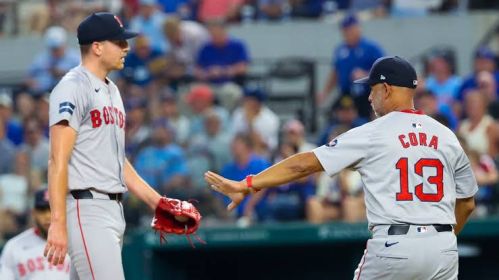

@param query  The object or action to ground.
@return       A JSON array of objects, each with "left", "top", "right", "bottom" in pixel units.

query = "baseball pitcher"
[{"left": 44, "top": 12, "right": 201, "bottom": 280}]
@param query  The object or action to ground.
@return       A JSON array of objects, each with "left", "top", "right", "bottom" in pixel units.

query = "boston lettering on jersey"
[
  {"left": 17, "top": 257, "right": 70, "bottom": 277},
  {"left": 90, "top": 106, "right": 125, "bottom": 129},
  {"left": 398, "top": 132, "right": 439, "bottom": 150}
]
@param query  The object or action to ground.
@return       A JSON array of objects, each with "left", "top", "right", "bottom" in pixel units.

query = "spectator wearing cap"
[
  {"left": 129, "top": 0, "right": 169, "bottom": 52},
  {"left": 120, "top": 35, "right": 164, "bottom": 87},
  {"left": 458, "top": 46, "right": 499, "bottom": 101},
  {"left": 0, "top": 94, "right": 24, "bottom": 146},
  {"left": 163, "top": 16, "right": 210, "bottom": 76},
  {"left": 230, "top": 87, "right": 280, "bottom": 156},
  {"left": 195, "top": 20, "right": 250, "bottom": 86},
  {"left": 25, "top": 26, "right": 80, "bottom": 96},
  {"left": 319, "top": 15, "right": 384, "bottom": 118},
  {"left": 0, "top": 188, "right": 72, "bottom": 278},
  {"left": 316, "top": 95, "right": 367, "bottom": 146},
  {"left": 185, "top": 83, "right": 229, "bottom": 138},
  {"left": 158, "top": 91, "right": 190, "bottom": 146},
  {"left": 282, "top": 119, "right": 316, "bottom": 153},
  {"left": 197, "top": 0, "right": 245, "bottom": 23},
  {"left": 134, "top": 118, "right": 189, "bottom": 195},
  {"left": 425, "top": 53, "right": 461, "bottom": 112}
]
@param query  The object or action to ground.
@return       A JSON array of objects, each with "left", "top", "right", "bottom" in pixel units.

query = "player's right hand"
[
  {"left": 204, "top": 171, "right": 247, "bottom": 211},
  {"left": 44, "top": 221, "right": 67, "bottom": 266}
]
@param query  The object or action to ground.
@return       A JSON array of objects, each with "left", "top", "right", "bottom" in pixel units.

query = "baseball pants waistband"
[
  {"left": 70, "top": 189, "right": 123, "bottom": 202},
  {"left": 371, "top": 224, "right": 453, "bottom": 237}
]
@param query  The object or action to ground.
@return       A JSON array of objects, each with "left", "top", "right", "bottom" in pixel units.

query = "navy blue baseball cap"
[
  {"left": 77, "top": 12, "right": 138, "bottom": 45},
  {"left": 474, "top": 46, "right": 496, "bottom": 60},
  {"left": 243, "top": 87, "right": 267, "bottom": 102},
  {"left": 34, "top": 188, "right": 50, "bottom": 209},
  {"left": 354, "top": 56, "right": 418, "bottom": 89},
  {"left": 340, "top": 14, "right": 359, "bottom": 29}
]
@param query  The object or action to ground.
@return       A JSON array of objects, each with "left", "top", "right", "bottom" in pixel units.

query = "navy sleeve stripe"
[
  {"left": 59, "top": 108, "right": 74, "bottom": 115},
  {"left": 59, "top": 102, "right": 76, "bottom": 110}
]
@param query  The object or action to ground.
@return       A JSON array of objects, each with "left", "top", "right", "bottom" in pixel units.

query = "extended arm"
[
  {"left": 124, "top": 159, "right": 161, "bottom": 211},
  {"left": 205, "top": 152, "right": 324, "bottom": 210}
]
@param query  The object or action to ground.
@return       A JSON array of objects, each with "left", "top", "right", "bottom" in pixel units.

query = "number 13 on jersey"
[{"left": 395, "top": 158, "right": 444, "bottom": 202}]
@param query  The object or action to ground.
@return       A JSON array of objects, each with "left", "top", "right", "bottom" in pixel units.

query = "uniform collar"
[
  {"left": 399, "top": 109, "right": 424, "bottom": 115},
  {"left": 79, "top": 65, "right": 110, "bottom": 88}
]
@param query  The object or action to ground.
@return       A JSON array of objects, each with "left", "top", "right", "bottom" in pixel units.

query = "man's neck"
[{"left": 82, "top": 60, "right": 108, "bottom": 82}]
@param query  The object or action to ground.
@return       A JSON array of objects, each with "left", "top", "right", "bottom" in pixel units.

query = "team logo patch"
[
  {"left": 326, "top": 139, "right": 338, "bottom": 147},
  {"left": 114, "top": 15, "right": 124, "bottom": 28},
  {"left": 59, "top": 102, "right": 75, "bottom": 115}
]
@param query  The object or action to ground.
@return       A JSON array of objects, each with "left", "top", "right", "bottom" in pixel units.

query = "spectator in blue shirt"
[
  {"left": 0, "top": 94, "right": 23, "bottom": 146},
  {"left": 195, "top": 20, "right": 250, "bottom": 86},
  {"left": 157, "top": 0, "right": 193, "bottom": 19},
  {"left": 129, "top": 0, "right": 169, "bottom": 52},
  {"left": 219, "top": 133, "right": 271, "bottom": 218},
  {"left": 425, "top": 53, "right": 461, "bottom": 122},
  {"left": 134, "top": 119, "right": 189, "bottom": 195},
  {"left": 319, "top": 15, "right": 384, "bottom": 117},
  {"left": 120, "top": 35, "right": 164, "bottom": 87},
  {"left": 251, "top": 142, "right": 317, "bottom": 222},
  {"left": 458, "top": 46, "right": 499, "bottom": 101},
  {"left": 25, "top": 26, "right": 80, "bottom": 96}
]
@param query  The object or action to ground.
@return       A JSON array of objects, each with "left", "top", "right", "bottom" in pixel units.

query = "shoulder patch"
[{"left": 59, "top": 102, "right": 75, "bottom": 115}]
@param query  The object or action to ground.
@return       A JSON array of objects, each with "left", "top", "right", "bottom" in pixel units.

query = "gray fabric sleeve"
[
  {"left": 454, "top": 149, "right": 479, "bottom": 199},
  {"left": 312, "top": 125, "right": 370, "bottom": 177},
  {"left": 49, "top": 80, "right": 86, "bottom": 131}
]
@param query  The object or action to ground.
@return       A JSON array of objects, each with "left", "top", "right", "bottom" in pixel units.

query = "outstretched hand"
[{"left": 204, "top": 171, "right": 248, "bottom": 211}]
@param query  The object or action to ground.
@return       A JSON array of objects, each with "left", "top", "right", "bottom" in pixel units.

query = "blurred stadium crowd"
[{"left": 0, "top": 0, "right": 498, "bottom": 244}]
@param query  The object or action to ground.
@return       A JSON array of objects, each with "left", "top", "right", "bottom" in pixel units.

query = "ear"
[
  {"left": 92, "top": 42, "right": 103, "bottom": 56},
  {"left": 383, "top": 83, "right": 392, "bottom": 99}
]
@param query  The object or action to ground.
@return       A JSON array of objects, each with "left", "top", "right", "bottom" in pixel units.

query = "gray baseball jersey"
[
  {"left": 313, "top": 110, "right": 478, "bottom": 228},
  {"left": 49, "top": 65, "right": 126, "bottom": 193},
  {"left": 0, "top": 228, "right": 71, "bottom": 280}
]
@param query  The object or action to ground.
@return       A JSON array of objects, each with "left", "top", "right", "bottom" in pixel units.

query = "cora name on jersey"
[
  {"left": 398, "top": 132, "right": 439, "bottom": 150},
  {"left": 90, "top": 106, "right": 125, "bottom": 129},
  {"left": 17, "top": 257, "right": 70, "bottom": 277}
]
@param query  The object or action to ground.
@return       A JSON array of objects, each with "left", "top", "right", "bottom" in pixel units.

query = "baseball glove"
[{"left": 151, "top": 197, "right": 204, "bottom": 246}]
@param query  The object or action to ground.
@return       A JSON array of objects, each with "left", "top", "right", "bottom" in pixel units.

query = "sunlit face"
[
  {"left": 368, "top": 83, "right": 387, "bottom": 117},
  {"left": 33, "top": 208, "right": 51, "bottom": 239},
  {"left": 98, "top": 40, "right": 129, "bottom": 71}
]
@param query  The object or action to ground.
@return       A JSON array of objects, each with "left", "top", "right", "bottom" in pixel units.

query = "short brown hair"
[{"left": 79, "top": 44, "right": 92, "bottom": 56}]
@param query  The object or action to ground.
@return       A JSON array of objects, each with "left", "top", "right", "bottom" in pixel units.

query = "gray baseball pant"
[
  {"left": 353, "top": 225, "right": 458, "bottom": 280},
  {"left": 66, "top": 191, "right": 126, "bottom": 280}
]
